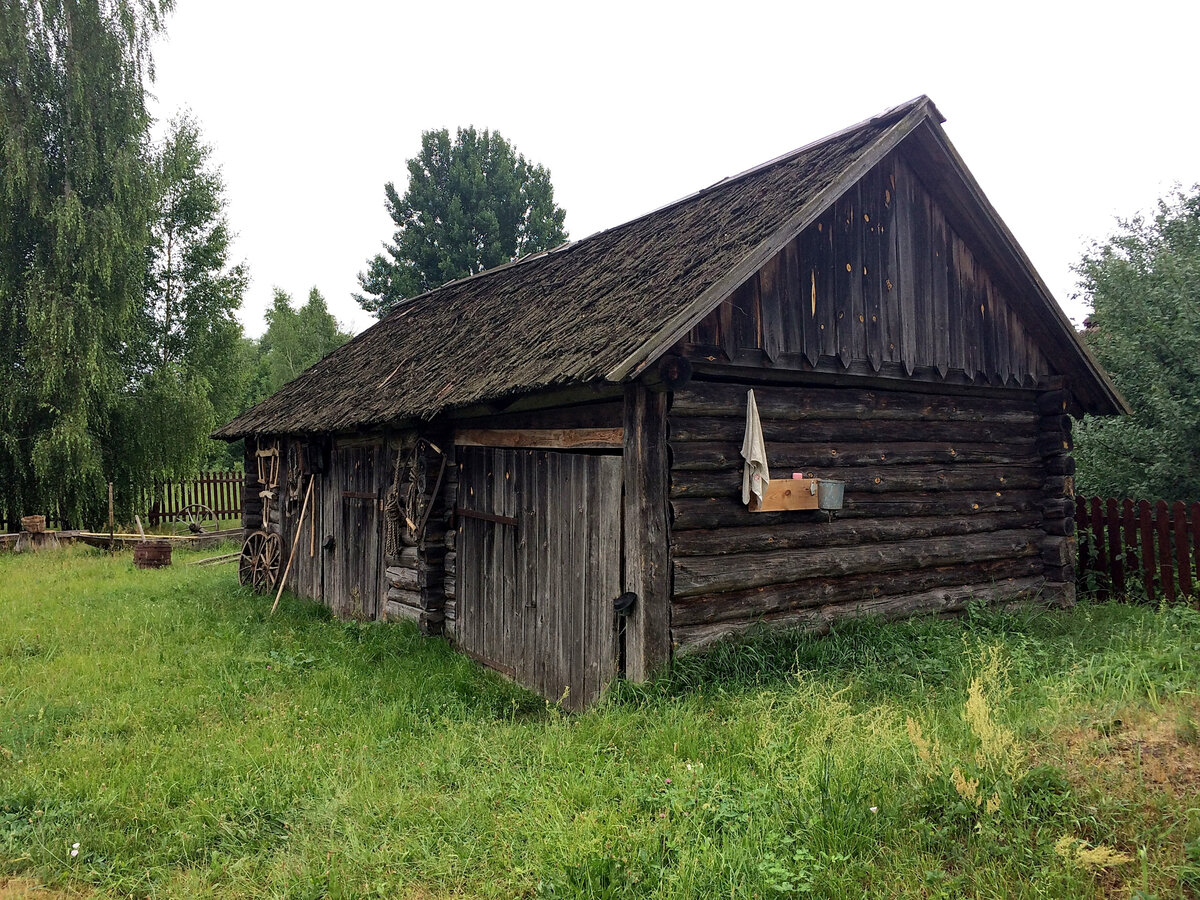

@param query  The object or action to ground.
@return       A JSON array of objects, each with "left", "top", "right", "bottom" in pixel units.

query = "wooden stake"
[
  {"left": 108, "top": 482, "right": 114, "bottom": 544},
  {"left": 134, "top": 515, "right": 146, "bottom": 541},
  {"left": 272, "top": 475, "right": 314, "bottom": 614}
]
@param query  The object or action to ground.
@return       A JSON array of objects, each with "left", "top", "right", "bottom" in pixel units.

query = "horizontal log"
[
  {"left": 244, "top": 514, "right": 263, "bottom": 530},
  {"left": 672, "top": 576, "right": 1047, "bottom": 654},
  {"left": 1040, "top": 581, "right": 1075, "bottom": 609},
  {"left": 670, "top": 465, "right": 1044, "bottom": 500},
  {"left": 454, "top": 427, "right": 623, "bottom": 451},
  {"left": 1037, "top": 433, "right": 1073, "bottom": 456},
  {"left": 386, "top": 586, "right": 422, "bottom": 607},
  {"left": 671, "top": 555, "right": 1044, "bottom": 627},
  {"left": 1043, "top": 476, "right": 1074, "bottom": 497},
  {"left": 671, "top": 490, "right": 1044, "bottom": 530},
  {"left": 672, "top": 381, "right": 1037, "bottom": 424},
  {"left": 384, "top": 600, "right": 420, "bottom": 624},
  {"left": 444, "top": 551, "right": 457, "bottom": 576},
  {"left": 1043, "top": 517, "right": 1076, "bottom": 536},
  {"left": 673, "top": 529, "right": 1041, "bottom": 598},
  {"left": 1041, "top": 538, "right": 1074, "bottom": 567},
  {"left": 669, "top": 416, "right": 1036, "bottom": 445},
  {"left": 1043, "top": 455, "right": 1076, "bottom": 476},
  {"left": 1036, "top": 390, "right": 1069, "bottom": 415},
  {"left": 445, "top": 530, "right": 456, "bottom": 551},
  {"left": 672, "top": 511, "right": 1041, "bottom": 557},
  {"left": 1038, "top": 414, "right": 1072, "bottom": 434},
  {"left": 418, "top": 568, "right": 443, "bottom": 590},
  {"left": 420, "top": 586, "right": 445, "bottom": 609},
  {"left": 1040, "top": 497, "right": 1075, "bottom": 519},
  {"left": 387, "top": 566, "right": 418, "bottom": 590},
  {"left": 1043, "top": 562, "right": 1075, "bottom": 583},
  {"left": 669, "top": 440, "right": 1041, "bottom": 472},
  {"left": 444, "top": 577, "right": 456, "bottom": 599},
  {"left": 384, "top": 547, "right": 419, "bottom": 567}
]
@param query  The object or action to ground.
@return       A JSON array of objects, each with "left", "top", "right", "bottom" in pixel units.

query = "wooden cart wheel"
[
  {"left": 254, "top": 532, "right": 282, "bottom": 594},
  {"left": 174, "top": 503, "right": 218, "bottom": 536},
  {"left": 238, "top": 532, "right": 266, "bottom": 587}
]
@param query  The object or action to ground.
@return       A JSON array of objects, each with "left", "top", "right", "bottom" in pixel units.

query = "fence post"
[
  {"left": 1157, "top": 500, "right": 1176, "bottom": 603},
  {"left": 1173, "top": 501, "right": 1191, "bottom": 600},
  {"left": 1139, "top": 500, "right": 1156, "bottom": 601},
  {"left": 1106, "top": 498, "right": 1124, "bottom": 597}
]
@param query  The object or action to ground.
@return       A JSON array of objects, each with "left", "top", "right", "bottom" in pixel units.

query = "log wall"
[{"left": 667, "top": 378, "right": 1055, "bottom": 652}]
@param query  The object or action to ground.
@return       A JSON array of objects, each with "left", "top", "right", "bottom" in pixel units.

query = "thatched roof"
[{"left": 216, "top": 96, "right": 1122, "bottom": 440}]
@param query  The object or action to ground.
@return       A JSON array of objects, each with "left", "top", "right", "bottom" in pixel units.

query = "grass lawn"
[{"left": 2, "top": 546, "right": 1199, "bottom": 899}]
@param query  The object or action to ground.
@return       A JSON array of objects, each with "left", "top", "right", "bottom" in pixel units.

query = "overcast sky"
[{"left": 148, "top": 1, "right": 1198, "bottom": 338}]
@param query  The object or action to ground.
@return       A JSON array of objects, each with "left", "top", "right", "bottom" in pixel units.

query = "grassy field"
[{"left": 1, "top": 546, "right": 1199, "bottom": 899}]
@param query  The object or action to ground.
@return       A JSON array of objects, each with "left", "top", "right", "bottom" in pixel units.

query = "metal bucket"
[{"left": 817, "top": 479, "right": 845, "bottom": 511}]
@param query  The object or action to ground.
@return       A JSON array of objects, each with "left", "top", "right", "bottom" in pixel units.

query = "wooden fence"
[
  {"left": 142, "top": 470, "right": 245, "bottom": 526},
  {"left": 1075, "top": 496, "right": 1200, "bottom": 604}
]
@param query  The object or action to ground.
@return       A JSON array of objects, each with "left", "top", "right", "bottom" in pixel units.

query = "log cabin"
[{"left": 215, "top": 96, "right": 1127, "bottom": 709}]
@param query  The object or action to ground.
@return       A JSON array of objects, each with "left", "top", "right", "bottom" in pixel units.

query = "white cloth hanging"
[{"left": 741, "top": 389, "right": 770, "bottom": 505}]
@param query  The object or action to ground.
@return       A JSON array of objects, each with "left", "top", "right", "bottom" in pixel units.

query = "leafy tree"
[
  {"left": 122, "top": 113, "right": 250, "bottom": 475},
  {"left": 251, "top": 287, "right": 351, "bottom": 402},
  {"left": 1073, "top": 188, "right": 1200, "bottom": 501},
  {"left": 0, "top": 0, "right": 173, "bottom": 529},
  {"left": 355, "top": 127, "right": 567, "bottom": 317}
]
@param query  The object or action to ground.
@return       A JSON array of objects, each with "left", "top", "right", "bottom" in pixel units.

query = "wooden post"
[
  {"left": 622, "top": 383, "right": 671, "bottom": 681},
  {"left": 108, "top": 482, "right": 114, "bottom": 545}
]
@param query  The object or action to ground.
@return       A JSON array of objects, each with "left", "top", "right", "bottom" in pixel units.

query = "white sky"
[{"left": 148, "top": 0, "right": 1199, "bottom": 338}]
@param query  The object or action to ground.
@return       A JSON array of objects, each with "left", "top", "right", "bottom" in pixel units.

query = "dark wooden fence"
[
  {"left": 1075, "top": 496, "right": 1200, "bottom": 604},
  {"left": 142, "top": 470, "right": 245, "bottom": 526}
]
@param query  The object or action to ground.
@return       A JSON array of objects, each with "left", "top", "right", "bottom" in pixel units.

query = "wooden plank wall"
[
  {"left": 668, "top": 379, "right": 1051, "bottom": 652},
  {"left": 686, "top": 153, "right": 1051, "bottom": 387},
  {"left": 454, "top": 446, "right": 621, "bottom": 709}
]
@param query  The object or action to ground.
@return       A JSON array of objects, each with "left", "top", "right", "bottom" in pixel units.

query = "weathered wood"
[
  {"left": 454, "top": 427, "right": 623, "bottom": 451},
  {"left": 671, "top": 381, "right": 1038, "bottom": 423},
  {"left": 384, "top": 599, "right": 421, "bottom": 624},
  {"left": 1037, "top": 390, "right": 1069, "bottom": 415},
  {"left": 386, "top": 565, "right": 418, "bottom": 590},
  {"left": 672, "top": 577, "right": 1047, "bottom": 654},
  {"left": 623, "top": 384, "right": 671, "bottom": 681},
  {"left": 671, "top": 489, "right": 1044, "bottom": 530},
  {"left": 672, "top": 510, "right": 1040, "bottom": 557},
  {"left": 669, "top": 439, "right": 1040, "bottom": 471},
  {"left": 674, "top": 528, "right": 1041, "bottom": 598},
  {"left": 669, "top": 415, "right": 1036, "bottom": 445},
  {"left": 673, "top": 554, "right": 1042, "bottom": 627},
  {"left": 1036, "top": 432, "right": 1073, "bottom": 456},
  {"left": 671, "top": 465, "right": 1043, "bottom": 499},
  {"left": 386, "top": 586, "right": 422, "bottom": 607}
]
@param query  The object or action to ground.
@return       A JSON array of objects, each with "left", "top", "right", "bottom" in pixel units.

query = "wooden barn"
[{"left": 216, "top": 97, "right": 1126, "bottom": 708}]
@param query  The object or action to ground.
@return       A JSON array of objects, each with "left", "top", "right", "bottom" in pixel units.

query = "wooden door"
[
  {"left": 457, "top": 446, "right": 622, "bottom": 709},
  {"left": 329, "top": 441, "right": 381, "bottom": 620}
]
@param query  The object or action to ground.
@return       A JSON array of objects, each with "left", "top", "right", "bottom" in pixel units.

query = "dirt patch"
[
  {"left": 1050, "top": 699, "right": 1200, "bottom": 799},
  {"left": 0, "top": 879, "right": 88, "bottom": 899}
]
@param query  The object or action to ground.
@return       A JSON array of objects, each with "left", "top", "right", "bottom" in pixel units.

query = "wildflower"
[
  {"left": 665, "top": 778, "right": 671, "bottom": 784},
  {"left": 70, "top": 842, "right": 79, "bottom": 858},
  {"left": 869, "top": 806, "right": 878, "bottom": 814}
]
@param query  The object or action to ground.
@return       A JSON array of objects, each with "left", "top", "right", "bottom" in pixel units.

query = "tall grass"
[{"left": 2, "top": 547, "right": 1198, "bottom": 898}]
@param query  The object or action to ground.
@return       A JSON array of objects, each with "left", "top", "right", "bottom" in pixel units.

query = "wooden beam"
[
  {"left": 453, "top": 427, "right": 623, "bottom": 451},
  {"left": 622, "top": 384, "right": 671, "bottom": 681}
]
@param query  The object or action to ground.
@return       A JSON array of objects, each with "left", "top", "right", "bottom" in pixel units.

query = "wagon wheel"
[
  {"left": 253, "top": 531, "right": 282, "bottom": 594},
  {"left": 173, "top": 503, "right": 218, "bottom": 536},
  {"left": 238, "top": 532, "right": 266, "bottom": 587}
]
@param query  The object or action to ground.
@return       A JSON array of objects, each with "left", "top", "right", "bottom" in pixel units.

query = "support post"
[{"left": 622, "top": 383, "right": 671, "bottom": 681}]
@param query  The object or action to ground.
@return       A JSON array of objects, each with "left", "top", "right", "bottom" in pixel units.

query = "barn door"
[
  {"left": 329, "top": 441, "right": 381, "bottom": 620},
  {"left": 457, "top": 446, "right": 622, "bottom": 709}
]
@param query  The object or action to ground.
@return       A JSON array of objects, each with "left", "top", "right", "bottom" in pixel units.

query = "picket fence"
[
  {"left": 142, "top": 470, "right": 245, "bottom": 526},
  {"left": 1075, "top": 496, "right": 1200, "bottom": 604}
]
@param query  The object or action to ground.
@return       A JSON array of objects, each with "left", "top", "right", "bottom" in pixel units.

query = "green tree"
[
  {"left": 251, "top": 287, "right": 351, "bottom": 402},
  {"left": 119, "top": 113, "right": 251, "bottom": 475},
  {"left": 355, "top": 127, "right": 567, "bottom": 317},
  {"left": 1073, "top": 188, "right": 1200, "bottom": 501},
  {"left": 0, "top": 0, "right": 173, "bottom": 529}
]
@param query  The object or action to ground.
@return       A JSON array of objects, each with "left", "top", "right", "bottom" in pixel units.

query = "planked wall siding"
[
  {"left": 686, "top": 153, "right": 1051, "bottom": 387},
  {"left": 667, "top": 379, "right": 1052, "bottom": 652}
]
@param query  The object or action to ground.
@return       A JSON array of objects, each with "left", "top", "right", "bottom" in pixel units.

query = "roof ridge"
[{"left": 374, "top": 96, "right": 940, "bottom": 325}]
